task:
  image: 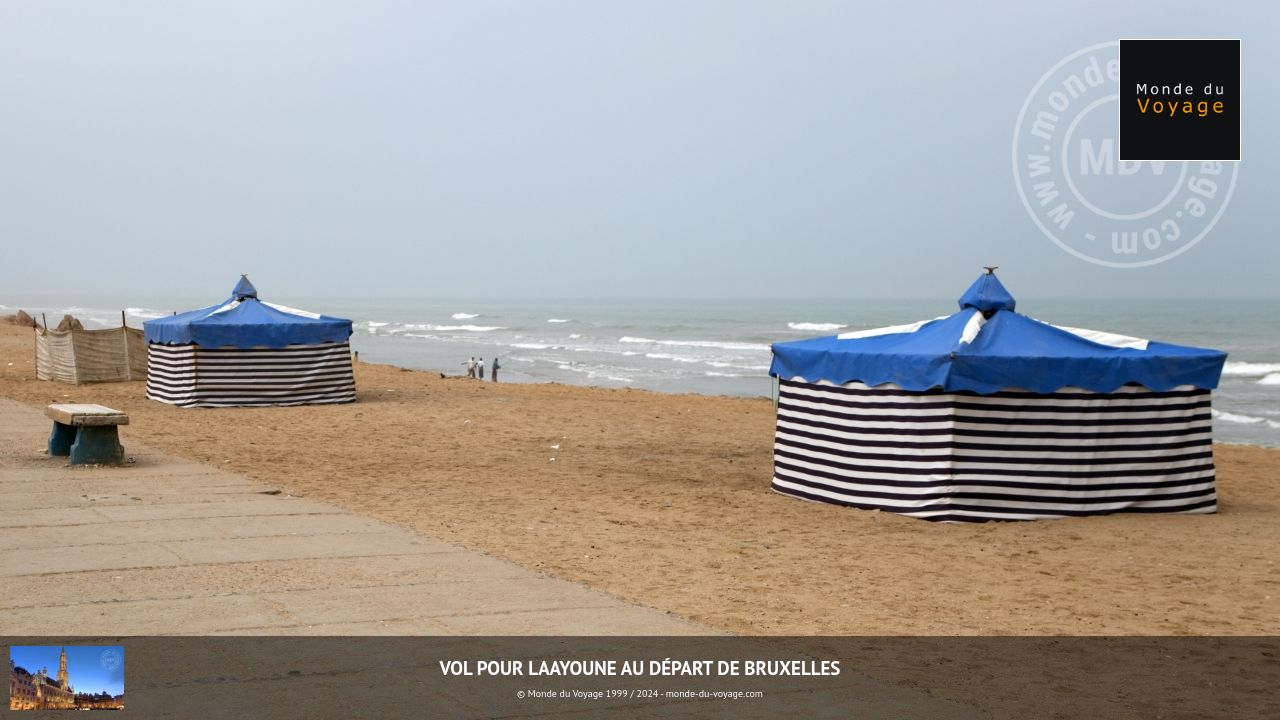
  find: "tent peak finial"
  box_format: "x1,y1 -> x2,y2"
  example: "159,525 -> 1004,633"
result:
232,275 -> 258,300
983,265 -> 999,275
959,272 -> 1015,313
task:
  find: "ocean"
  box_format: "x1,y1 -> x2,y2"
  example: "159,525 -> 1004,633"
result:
4,296 -> 1278,448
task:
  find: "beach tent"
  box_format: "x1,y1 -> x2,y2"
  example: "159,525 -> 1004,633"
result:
34,320 -> 146,384
768,271 -> 1227,522
143,276 -> 355,407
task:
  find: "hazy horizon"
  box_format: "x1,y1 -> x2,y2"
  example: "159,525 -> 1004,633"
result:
7,286 -> 1279,307
2,1 -> 1276,300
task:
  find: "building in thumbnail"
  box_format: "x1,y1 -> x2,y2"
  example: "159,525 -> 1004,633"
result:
9,661 -> 37,709
9,648 -> 76,710
76,691 -> 125,709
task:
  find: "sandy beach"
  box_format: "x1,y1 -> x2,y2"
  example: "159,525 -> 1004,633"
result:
1,321 -> 1277,636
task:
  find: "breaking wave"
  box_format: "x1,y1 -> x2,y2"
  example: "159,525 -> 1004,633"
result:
787,322 -> 846,332
432,324 -> 503,332
1222,361 -> 1280,377
123,307 -> 168,319
619,336 -> 770,352
1211,409 -> 1280,429
555,362 -> 634,384
646,352 -> 702,364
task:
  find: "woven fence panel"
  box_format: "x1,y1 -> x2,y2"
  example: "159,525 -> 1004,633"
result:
35,329 -> 77,382
34,327 -> 146,384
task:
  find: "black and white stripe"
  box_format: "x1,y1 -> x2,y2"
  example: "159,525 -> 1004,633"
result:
773,379 -> 1216,522
146,342 -> 356,408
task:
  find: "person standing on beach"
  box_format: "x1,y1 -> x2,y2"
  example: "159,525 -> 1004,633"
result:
491,356 -> 500,383
463,356 -> 475,378
477,357 -> 485,380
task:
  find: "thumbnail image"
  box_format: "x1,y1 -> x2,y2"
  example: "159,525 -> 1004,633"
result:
9,646 -> 123,711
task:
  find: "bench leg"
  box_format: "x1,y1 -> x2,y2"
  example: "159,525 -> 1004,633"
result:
48,421 -> 77,457
69,426 -> 125,465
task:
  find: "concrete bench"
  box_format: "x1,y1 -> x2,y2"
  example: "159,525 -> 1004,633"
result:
46,403 -> 128,464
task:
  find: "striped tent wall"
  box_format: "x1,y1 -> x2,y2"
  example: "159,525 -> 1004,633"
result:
146,342 -> 356,408
773,378 -> 1216,522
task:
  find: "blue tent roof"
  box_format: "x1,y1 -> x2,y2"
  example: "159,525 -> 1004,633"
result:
144,277 -> 353,348
770,272 -> 1226,394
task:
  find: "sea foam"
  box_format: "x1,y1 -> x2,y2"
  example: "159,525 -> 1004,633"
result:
787,322 -> 847,332
619,336 -> 770,352
1212,408 -> 1280,429
555,362 -> 634,384
1222,361 -> 1280,377
451,313 -> 479,320
434,324 -> 503,332
646,352 -> 702,364
123,307 -> 168,319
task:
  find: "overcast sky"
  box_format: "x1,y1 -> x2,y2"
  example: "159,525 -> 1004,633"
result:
1,1 -> 1275,301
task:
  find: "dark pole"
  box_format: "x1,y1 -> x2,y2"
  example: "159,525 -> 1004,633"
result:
121,311 -> 131,380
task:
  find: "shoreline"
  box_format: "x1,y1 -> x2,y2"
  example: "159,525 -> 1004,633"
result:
362,354 -> 777,400
2,321 -> 1278,636
369,353 -> 1280,450
7,306 -> 1278,447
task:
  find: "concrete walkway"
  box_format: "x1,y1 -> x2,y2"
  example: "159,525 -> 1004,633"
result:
0,399 -> 993,718
0,399 -> 707,635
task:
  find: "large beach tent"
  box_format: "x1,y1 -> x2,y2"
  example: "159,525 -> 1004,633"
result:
768,271 -> 1227,522
143,276 -> 356,407
34,318 -> 146,384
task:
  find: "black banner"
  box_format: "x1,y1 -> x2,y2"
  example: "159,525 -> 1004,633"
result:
6,636 -> 1279,718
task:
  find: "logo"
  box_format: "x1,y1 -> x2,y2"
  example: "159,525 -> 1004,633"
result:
1119,39 -> 1240,161
100,648 -> 122,671
1012,41 -> 1238,268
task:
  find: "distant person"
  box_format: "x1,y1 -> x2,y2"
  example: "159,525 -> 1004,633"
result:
463,356 -> 476,378
477,357 -> 485,380
491,356 -> 500,383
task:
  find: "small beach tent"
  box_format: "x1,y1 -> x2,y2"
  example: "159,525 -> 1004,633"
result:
143,276 -> 355,407
34,320 -> 146,384
768,271 -> 1227,522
